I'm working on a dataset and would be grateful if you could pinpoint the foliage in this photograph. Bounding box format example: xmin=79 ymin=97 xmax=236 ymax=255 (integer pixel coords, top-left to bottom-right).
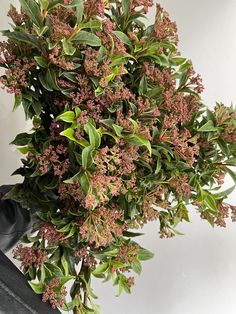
xmin=1 ymin=0 xmax=236 ymax=313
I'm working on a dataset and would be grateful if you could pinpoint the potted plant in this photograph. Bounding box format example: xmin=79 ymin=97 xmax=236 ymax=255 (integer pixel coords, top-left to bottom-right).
xmin=1 ymin=0 xmax=236 ymax=313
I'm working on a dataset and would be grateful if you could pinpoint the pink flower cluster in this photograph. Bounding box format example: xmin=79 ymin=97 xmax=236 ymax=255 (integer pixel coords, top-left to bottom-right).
xmin=7 ymin=5 xmax=26 ymax=25
xmin=84 ymin=0 xmax=106 ymax=18
xmin=36 ymin=144 xmax=70 ymax=178
xmin=38 ymin=223 xmax=66 ymax=246
xmin=84 ymin=172 xmax=123 ymax=208
xmin=130 ymin=0 xmax=154 ymax=14
xmin=42 ymin=278 xmax=67 ymax=309
xmin=169 ymin=175 xmax=192 ymax=197
xmin=75 ymin=246 xmax=97 ymax=268
xmin=80 ymin=206 xmax=126 ymax=248
xmin=0 ymin=57 xmax=36 ymax=95
xmin=13 ymin=244 xmax=47 ymax=270
xmin=153 ymin=4 xmax=179 ymax=44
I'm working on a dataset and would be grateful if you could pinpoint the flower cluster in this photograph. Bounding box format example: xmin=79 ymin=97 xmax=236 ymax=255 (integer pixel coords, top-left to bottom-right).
xmin=0 ymin=56 xmax=36 ymax=95
xmin=13 ymin=244 xmax=47 ymax=270
xmin=42 ymin=278 xmax=67 ymax=309
xmin=38 ymin=223 xmax=66 ymax=246
xmin=80 ymin=206 xmax=126 ymax=247
xmin=153 ymin=4 xmax=179 ymax=44
xmin=36 ymin=144 xmax=70 ymax=178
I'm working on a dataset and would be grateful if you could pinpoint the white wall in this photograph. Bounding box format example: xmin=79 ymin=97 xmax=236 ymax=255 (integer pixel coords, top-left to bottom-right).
xmin=1 ymin=1 xmax=236 ymax=314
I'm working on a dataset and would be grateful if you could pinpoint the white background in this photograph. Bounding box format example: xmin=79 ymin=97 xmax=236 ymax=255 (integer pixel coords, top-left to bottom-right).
xmin=1 ymin=1 xmax=236 ymax=314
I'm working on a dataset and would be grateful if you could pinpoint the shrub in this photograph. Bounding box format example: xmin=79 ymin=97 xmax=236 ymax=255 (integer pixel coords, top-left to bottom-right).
xmin=1 ymin=0 xmax=236 ymax=313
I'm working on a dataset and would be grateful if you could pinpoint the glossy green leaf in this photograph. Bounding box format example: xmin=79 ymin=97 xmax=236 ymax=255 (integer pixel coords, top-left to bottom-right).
xmin=56 ymin=111 xmax=75 ymax=123
xmin=82 ymin=145 xmax=95 ymax=169
xmin=131 ymin=260 xmax=142 ymax=275
xmin=137 ymin=248 xmax=154 ymax=261
xmin=81 ymin=20 xmax=102 ymax=30
xmin=202 ymin=191 xmax=218 ymax=213
xmin=122 ymin=0 xmax=131 ymax=18
xmin=62 ymin=38 xmax=76 ymax=56
xmin=19 ymin=0 xmax=41 ymax=27
xmin=2 ymin=31 xmax=40 ymax=49
xmin=76 ymin=0 xmax=84 ymax=23
xmin=226 ymin=167 xmax=236 ymax=184
xmin=199 ymin=120 xmax=218 ymax=132
xmin=60 ymin=128 xmax=89 ymax=147
xmin=34 ymin=25 xmax=49 ymax=36
xmin=112 ymin=124 xmax=123 ymax=137
xmin=28 ymin=281 xmax=44 ymax=294
xmin=84 ymin=122 xmax=101 ymax=148
xmin=139 ymin=75 xmax=148 ymax=95
xmin=34 ymin=56 xmax=48 ymax=68
xmin=13 ymin=94 xmax=22 ymax=111
xmin=73 ymin=31 xmax=101 ymax=47
xmin=113 ymin=31 xmax=132 ymax=47
xmin=126 ymin=134 xmax=152 ymax=156
xmin=11 ymin=133 xmax=33 ymax=146
xmin=92 ymin=263 xmax=109 ymax=276
xmin=39 ymin=0 xmax=49 ymax=10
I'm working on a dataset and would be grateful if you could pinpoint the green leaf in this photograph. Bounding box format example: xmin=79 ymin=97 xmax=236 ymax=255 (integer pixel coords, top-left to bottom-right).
xmin=32 ymin=101 xmax=42 ymax=116
xmin=92 ymin=263 xmax=109 ymax=276
xmin=60 ymin=128 xmax=89 ymax=147
xmin=45 ymin=68 xmax=60 ymax=90
xmin=122 ymin=0 xmax=131 ymax=18
xmin=61 ymin=254 xmax=69 ymax=276
xmin=126 ymin=134 xmax=152 ymax=156
xmin=100 ymin=119 xmax=115 ymax=128
xmin=147 ymin=86 xmax=162 ymax=98
xmin=19 ymin=0 xmax=41 ymax=27
xmin=39 ymin=69 xmax=60 ymax=91
xmin=57 ymin=223 xmax=72 ymax=233
xmin=56 ymin=111 xmax=75 ymax=123
xmin=13 ymin=94 xmax=22 ymax=111
xmin=11 ymin=133 xmax=32 ymax=146
xmin=226 ymin=167 xmax=236 ymax=184
xmin=62 ymin=38 xmax=76 ymax=56
xmin=64 ymin=224 xmax=77 ymax=239
xmin=214 ymin=185 xmax=235 ymax=200
xmin=84 ymin=122 xmax=101 ymax=148
xmin=28 ymin=281 xmax=44 ymax=294
xmin=47 ymin=0 xmax=60 ymax=10
xmin=112 ymin=124 xmax=123 ymax=137
xmin=2 ymin=31 xmax=40 ymax=49
xmin=76 ymin=0 xmax=84 ymax=23
xmin=62 ymin=71 xmax=78 ymax=83
xmin=82 ymin=146 xmax=95 ymax=169
xmin=81 ymin=20 xmax=102 ymax=30
xmin=199 ymin=120 xmax=218 ymax=132
xmin=73 ymin=31 xmax=101 ymax=47
xmin=79 ymin=172 xmax=90 ymax=193
xmin=34 ymin=25 xmax=49 ymax=36
xmin=129 ymin=118 xmax=138 ymax=131
xmin=44 ymin=263 xmax=64 ymax=277
xmin=63 ymin=172 xmax=81 ymax=184
xmin=34 ymin=56 xmax=48 ymax=68
xmin=202 ymin=191 xmax=218 ymax=213
xmin=39 ymin=0 xmax=49 ymax=10
xmin=83 ymin=305 xmax=95 ymax=313
xmin=171 ymin=57 xmax=187 ymax=66
xmin=59 ymin=276 xmax=76 ymax=286
xmin=137 ymin=248 xmax=154 ymax=261
xmin=112 ymin=31 xmax=132 ymax=47
xmin=123 ymin=231 xmax=144 ymax=237
xmin=138 ymin=75 xmax=148 ymax=95
xmin=131 ymin=260 xmax=142 ymax=275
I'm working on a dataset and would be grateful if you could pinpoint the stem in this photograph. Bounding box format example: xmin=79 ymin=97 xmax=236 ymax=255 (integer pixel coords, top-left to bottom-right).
xmin=74 ymin=259 xmax=90 ymax=313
